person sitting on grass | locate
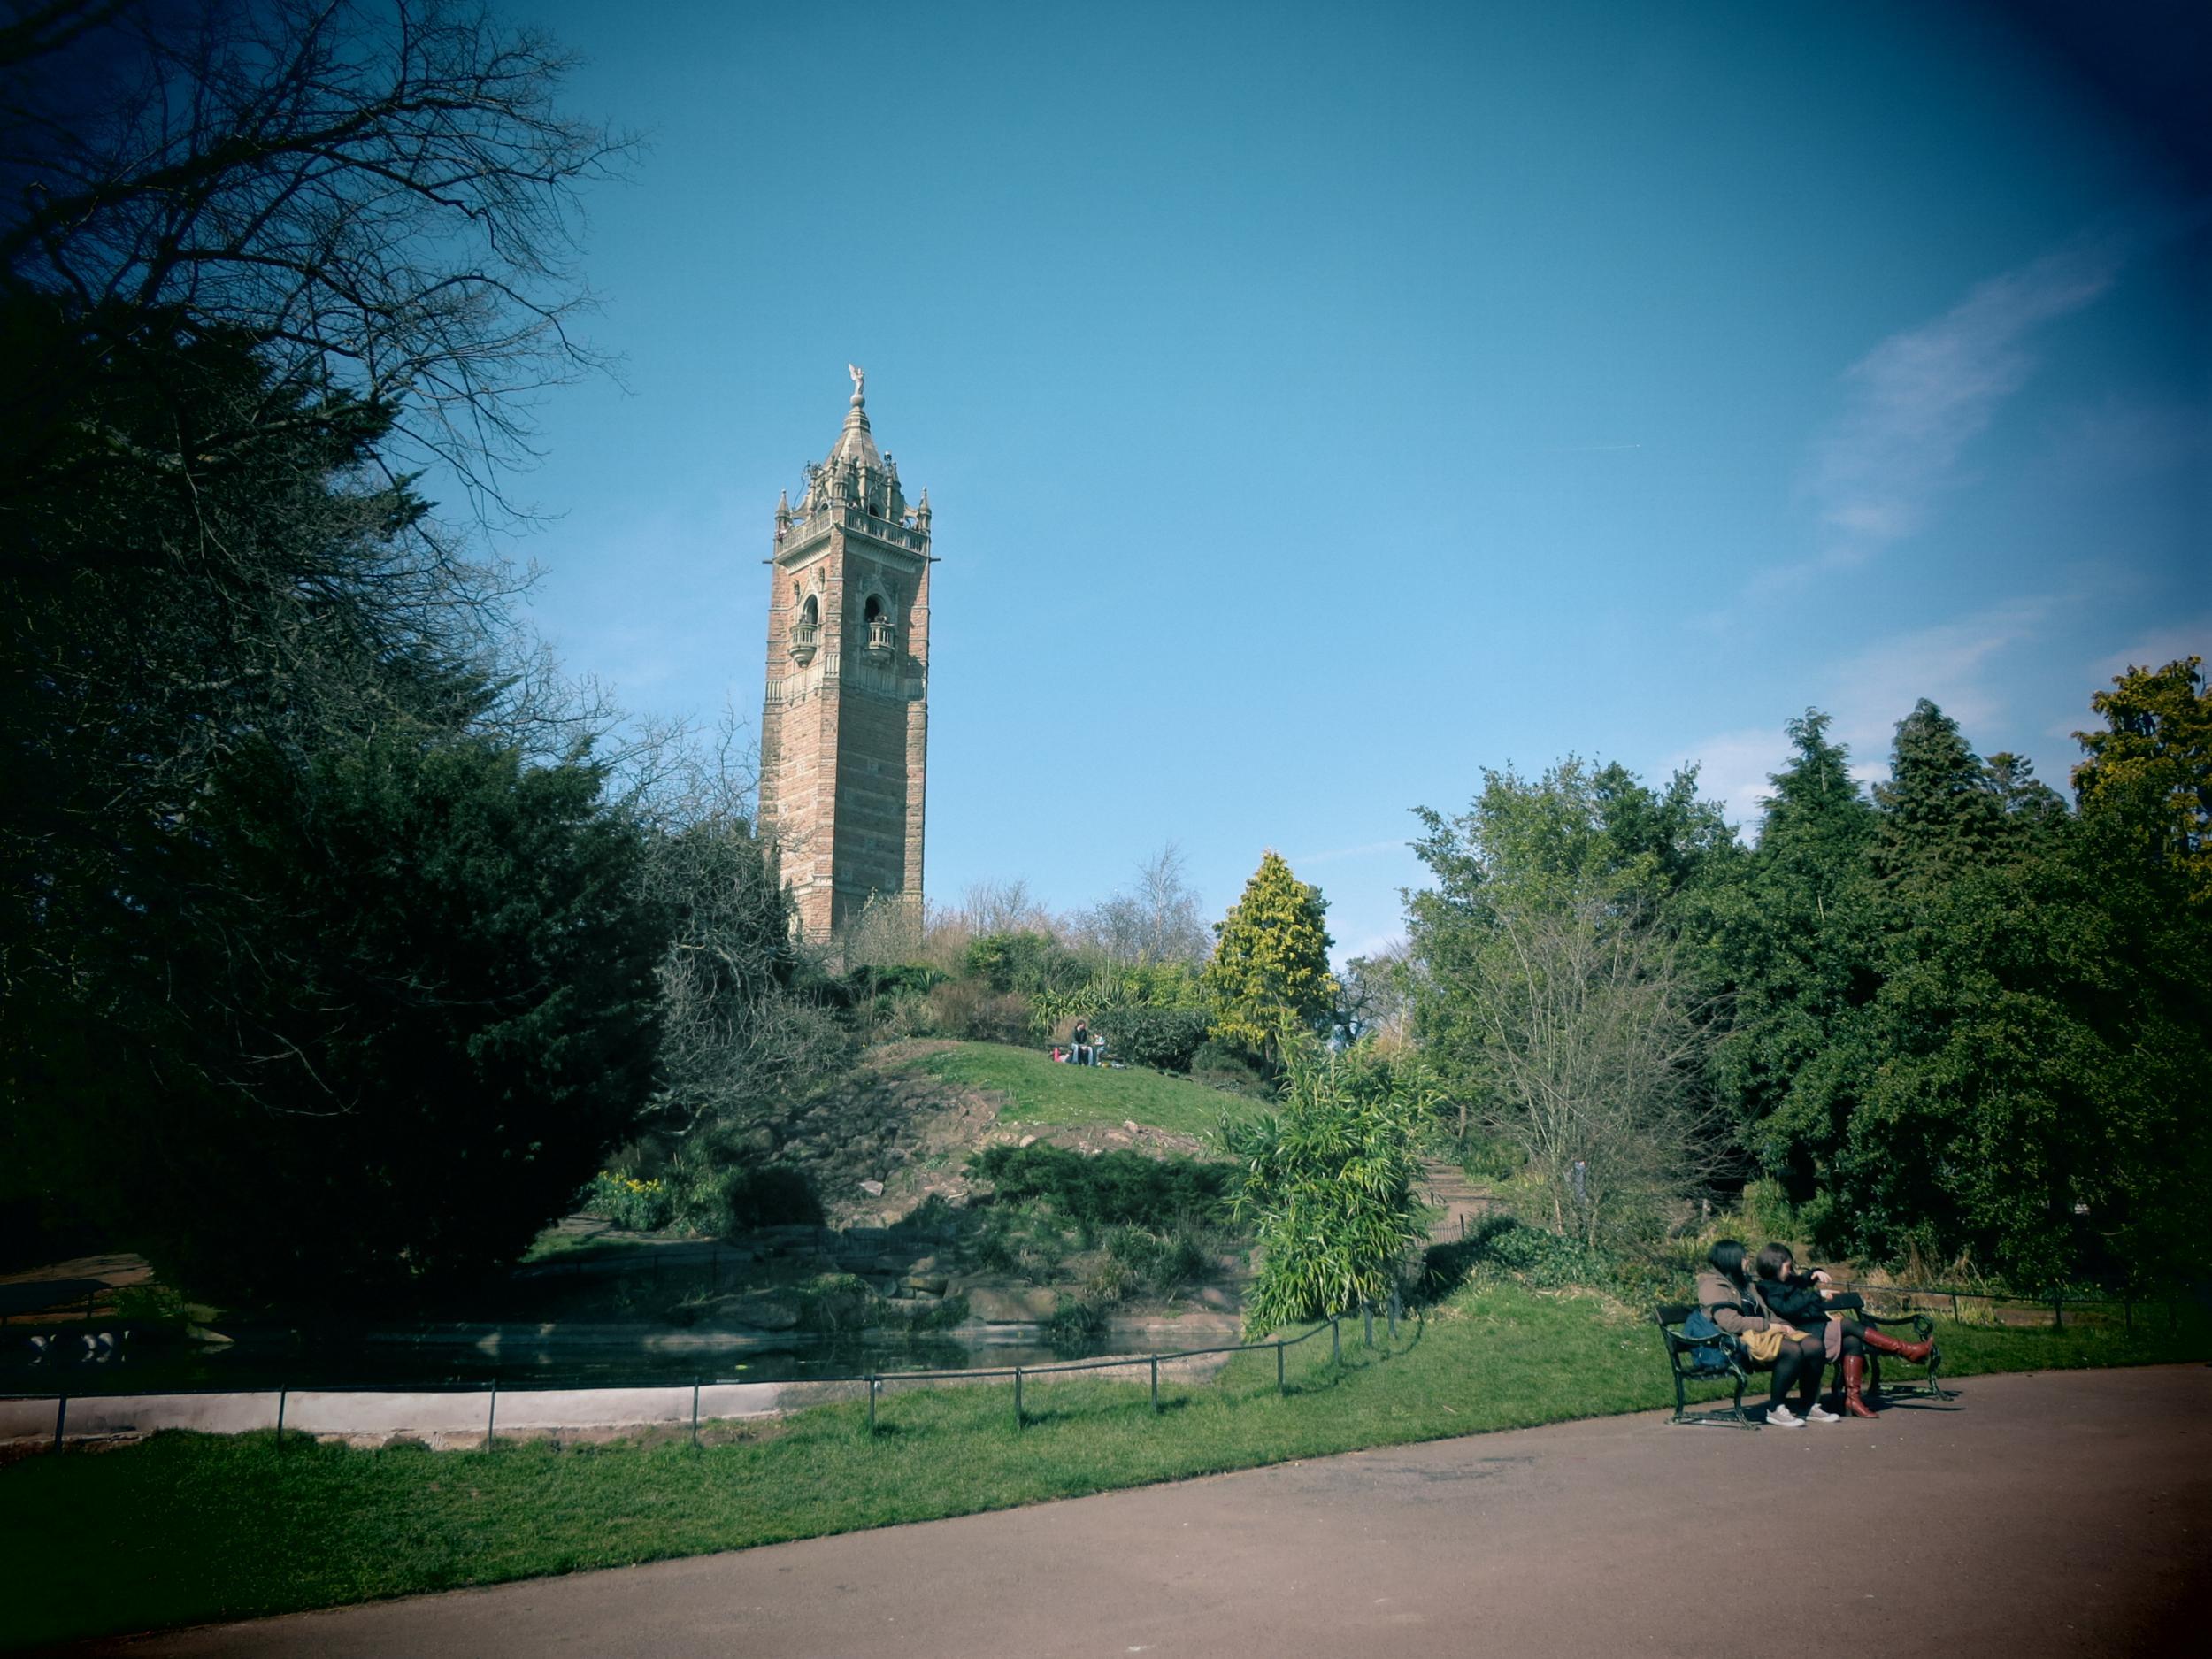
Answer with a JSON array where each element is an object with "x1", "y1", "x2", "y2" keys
[
  {"x1": 1750, "y1": 1242, "x2": 1936, "y2": 1420},
  {"x1": 1694, "y1": 1239, "x2": 1832, "y2": 1427}
]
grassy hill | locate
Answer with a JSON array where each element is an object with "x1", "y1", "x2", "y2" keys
[{"x1": 891, "y1": 1041, "x2": 1256, "y2": 1146}]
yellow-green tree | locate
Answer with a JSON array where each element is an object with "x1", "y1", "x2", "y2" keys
[
  {"x1": 1204, "y1": 851, "x2": 1340, "y2": 1067},
  {"x1": 2072, "y1": 657, "x2": 2210, "y2": 905}
]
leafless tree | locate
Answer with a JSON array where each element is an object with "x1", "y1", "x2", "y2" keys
[
  {"x1": 958, "y1": 878, "x2": 1053, "y2": 938},
  {"x1": 1335, "y1": 939, "x2": 1413, "y2": 1048},
  {"x1": 1455, "y1": 895, "x2": 1729, "y2": 1246},
  {"x1": 630, "y1": 712, "x2": 848, "y2": 1153},
  {"x1": 1072, "y1": 842, "x2": 1210, "y2": 966},
  {"x1": 2, "y1": 0, "x2": 634, "y2": 511}
]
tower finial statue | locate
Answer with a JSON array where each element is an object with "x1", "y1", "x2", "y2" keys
[{"x1": 848, "y1": 363, "x2": 865, "y2": 404}]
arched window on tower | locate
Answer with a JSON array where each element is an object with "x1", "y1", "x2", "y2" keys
[
  {"x1": 863, "y1": 593, "x2": 895, "y2": 661},
  {"x1": 789, "y1": 593, "x2": 820, "y2": 664}
]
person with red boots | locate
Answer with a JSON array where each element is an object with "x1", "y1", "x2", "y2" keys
[{"x1": 1751, "y1": 1241, "x2": 1936, "y2": 1419}]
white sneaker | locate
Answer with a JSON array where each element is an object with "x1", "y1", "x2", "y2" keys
[
  {"x1": 1804, "y1": 1402, "x2": 1841, "y2": 1423},
  {"x1": 1764, "y1": 1403, "x2": 1806, "y2": 1428}
]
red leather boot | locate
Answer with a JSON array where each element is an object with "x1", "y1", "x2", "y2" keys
[
  {"x1": 1863, "y1": 1325, "x2": 1934, "y2": 1364},
  {"x1": 1842, "y1": 1354, "x2": 1878, "y2": 1418}
]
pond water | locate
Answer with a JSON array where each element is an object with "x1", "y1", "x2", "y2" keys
[{"x1": 1, "y1": 1320, "x2": 1138, "y2": 1398}]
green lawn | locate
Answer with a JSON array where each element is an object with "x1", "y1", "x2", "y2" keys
[
  {"x1": 5, "y1": 1279, "x2": 2205, "y2": 1650},
  {"x1": 901, "y1": 1041, "x2": 1254, "y2": 1143}
]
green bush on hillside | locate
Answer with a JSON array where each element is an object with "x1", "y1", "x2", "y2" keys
[
  {"x1": 582, "y1": 1172, "x2": 673, "y2": 1232},
  {"x1": 969, "y1": 1143, "x2": 1233, "y2": 1229},
  {"x1": 1098, "y1": 1007, "x2": 1210, "y2": 1071}
]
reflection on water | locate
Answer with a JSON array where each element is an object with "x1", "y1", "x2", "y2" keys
[{"x1": 3, "y1": 1323, "x2": 1128, "y2": 1397}]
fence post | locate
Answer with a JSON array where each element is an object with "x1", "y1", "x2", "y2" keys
[
  {"x1": 1950, "y1": 1293, "x2": 1960, "y2": 1322},
  {"x1": 1331, "y1": 1316, "x2": 1340, "y2": 1363},
  {"x1": 1013, "y1": 1367, "x2": 1024, "y2": 1429},
  {"x1": 52, "y1": 1394, "x2": 65, "y2": 1453},
  {"x1": 692, "y1": 1380, "x2": 701, "y2": 1448},
  {"x1": 1276, "y1": 1341, "x2": 1285, "y2": 1396},
  {"x1": 1149, "y1": 1355, "x2": 1159, "y2": 1416},
  {"x1": 1388, "y1": 1289, "x2": 1400, "y2": 1340},
  {"x1": 866, "y1": 1375, "x2": 877, "y2": 1435},
  {"x1": 2053, "y1": 1293, "x2": 2064, "y2": 1332},
  {"x1": 276, "y1": 1387, "x2": 287, "y2": 1452},
  {"x1": 486, "y1": 1380, "x2": 497, "y2": 1451},
  {"x1": 1363, "y1": 1303, "x2": 1373, "y2": 1348}
]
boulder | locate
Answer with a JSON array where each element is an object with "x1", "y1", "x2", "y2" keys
[
  {"x1": 964, "y1": 1285, "x2": 1061, "y2": 1324},
  {"x1": 728, "y1": 1293, "x2": 802, "y2": 1332}
]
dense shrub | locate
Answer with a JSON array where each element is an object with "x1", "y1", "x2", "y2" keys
[
  {"x1": 964, "y1": 931, "x2": 1094, "y2": 996},
  {"x1": 1098, "y1": 1007, "x2": 1210, "y2": 1071},
  {"x1": 1192, "y1": 1038, "x2": 1271, "y2": 1097},
  {"x1": 1226, "y1": 1047, "x2": 1430, "y2": 1330},
  {"x1": 920, "y1": 979, "x2": 1034, "y2": 1043},
  {"x1": 1421, "y1": 1214, "x2": 1686, "y2": 1308},
  {"x1": 665, "y1": 1158, "x2": 821, "y2": 1235},
  {"x1": 969, "y1": 1143, "x2": 1233, "y2": 1229},
  {"x1": 1099, "y1": 1219, "x2": 1216, "y2": 1294},
  {"x1": 583, "y1": 1171, "x2": 673, "y2": 1232},
  {"x1": 839, "y1": 964, "x2": 947, "y2": 1005}
]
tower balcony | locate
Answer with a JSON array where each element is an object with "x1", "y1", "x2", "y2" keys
[
  {"x1": 787, "y1": 621, "x2": 819, "y2": 664},
  {"x1": 864, "y1": 617, "x2": 895, "y2": 661}
]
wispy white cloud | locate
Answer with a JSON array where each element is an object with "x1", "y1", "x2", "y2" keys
[
  {"x1": 1824, "y1": 597, "x2": 2055, "y2": 777},
  {"x1": 1811, "y1": 245, "x2": 2119, "y2": 549},
  {"x1": 2090, "y1": 617, "x2": 2212, "y2": 685},
  {"x1": 1285, "y1": 838, "x2": 1409, "y2": 868},
  {"x1": 1744, "y1": 232, "x2": 2137, "y2": 602},
  {"x1": 1664, "y1": 726, "x2": 1793, "y2": 834}
]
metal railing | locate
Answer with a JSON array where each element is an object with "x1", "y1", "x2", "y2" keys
[
  {"x1": 1825, "y1": 1280, "x2": 2183, "y2": 1333},
  {"x1": 5, "y1": 1294, "x2": 1417, "y2": 1456}
]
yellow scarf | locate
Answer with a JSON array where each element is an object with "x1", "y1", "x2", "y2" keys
[{"x1": 1739, "y1": 1325, "x2": 1806, "y2": 1364}]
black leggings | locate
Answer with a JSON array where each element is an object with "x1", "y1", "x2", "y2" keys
[
  {"x1": 1775, "y1": 1324, "x2": 1871, "y2": 1408},
  {"x1": 1770, "y1": 1334, "x2": 1826, "y2": 1407}
]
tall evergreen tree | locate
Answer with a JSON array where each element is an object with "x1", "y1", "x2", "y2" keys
[
  {"x1": 1870, "y1": 699, "x2": 2007, "y2": 890},
  {"x1": 1204, "y1": 851, "x2": 1338, "y2": 1068},
  {"x1": 1705, "y1": 711, "x2": 1880, "y2": 1202}
]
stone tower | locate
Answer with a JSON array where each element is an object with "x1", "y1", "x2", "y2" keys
[{"x1": 757, "y1": 367, "x2": 932, "y2": 941}]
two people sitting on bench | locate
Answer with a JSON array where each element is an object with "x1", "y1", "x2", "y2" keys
[{"x1": 1695, "y1": 1240, "x2": 1935, "y2": 1426}]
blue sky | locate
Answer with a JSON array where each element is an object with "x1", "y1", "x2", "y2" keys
[{"x1": 501, "y1": 0, "x2": 2207, "y2": 959}]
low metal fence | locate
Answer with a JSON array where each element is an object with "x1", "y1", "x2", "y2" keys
[
  {"x1": 4, "y1": 1295, "x2": 1416, "y2": 1457},
  {"x1": 1828, "y1": 1280, "x2": 2182, "y2": 1333}
]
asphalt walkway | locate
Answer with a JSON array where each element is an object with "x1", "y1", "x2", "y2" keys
[{"x1": 79, "y1": 1364, "x2": 2212, "y2": 1658}]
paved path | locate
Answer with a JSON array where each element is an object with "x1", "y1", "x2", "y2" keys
[{"x1": 80, "y1": 1365, "x2": 2212, "y2": 1659}]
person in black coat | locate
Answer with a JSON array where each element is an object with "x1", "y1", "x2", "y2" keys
[{"x1": 1752, "y1": 1242, "x2": 1935, "y2": 1418}]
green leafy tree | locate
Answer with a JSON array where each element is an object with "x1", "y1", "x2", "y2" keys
[
  {"x1": 1709, "y1": 694, "x2": 2212, "y2": 1288},
  {"x1": 1408, "y1": 761, "x2": 1731, "y2": 1241},
  {"x1": 1202, "y1": 852, "x2": 1339, "y2": 1068},
  {"x1": 20, "y1": 728, "x2": 663, "y2": 1302},
  {"x1": 1226, "y1": 1046, "x2": 1432, "y2": 1331},
  {"x1": 2071, "y1": 657, "x2": 2211, "y2": 906}
]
